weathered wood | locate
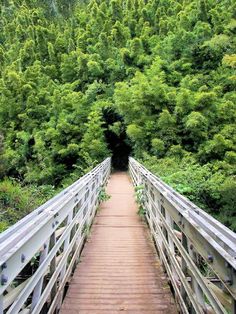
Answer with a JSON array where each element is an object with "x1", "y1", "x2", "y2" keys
[{"x1": 60, "y1": 173, "x2": 176, "y2": 314}]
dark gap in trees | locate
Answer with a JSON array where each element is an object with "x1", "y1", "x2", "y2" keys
[{"x1": 103, "y1": 107, "x2": 132, "y2": 171}]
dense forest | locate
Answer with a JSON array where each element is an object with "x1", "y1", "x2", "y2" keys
[{"x1": 0, "y1": 0, "x2": 235, "y2": 232}]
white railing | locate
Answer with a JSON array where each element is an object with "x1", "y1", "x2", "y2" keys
[
  {"x1": 0, "y1": 158, "x2": 111, "y2": 314},
  {"x1": 129, "y1": 157, "x2": 236, "y2": 314}
]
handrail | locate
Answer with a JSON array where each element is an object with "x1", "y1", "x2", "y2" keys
[
  {"x1": 0, "y1": 158, "x2": 111, "y2": 314},
  {"x1": 129, "y1": 157, "x2": 236, "y2": 314}
]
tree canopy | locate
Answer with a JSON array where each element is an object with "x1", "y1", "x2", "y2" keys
[{"x1": 0, "y1": 0, "x2": 235, "y2": 231}]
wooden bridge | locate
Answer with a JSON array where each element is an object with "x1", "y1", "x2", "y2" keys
[
  {"x1": 0, "y1": 158, "x2": 236, "y2": 314},
  {"x1": 60, "y1": 172, "x2": 176, "y2": 313}
]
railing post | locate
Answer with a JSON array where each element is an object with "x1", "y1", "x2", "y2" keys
[
  {"x1": 231, "y1": 299, "x2": 236, "y2": 314},
  {"x1": 56, "y1": 209, "x2": 74, "y2": 311},
  {"x1": 31, "y1": 239, "x2": 50, "y2": 311},
  {"x1": 0, "y1": 294, "x2": 3, "y2": 314},
  {"x1": 92, "y1": 175, "x2": 100, "y2": 217},
  {"x1": 180, "y1": 233, "x2": 189, "y2": 309},
  {"x1": 153, "y1": 193, "x2": 164, "y2": 261},
  {"x1": 188, "y1": 242, "x2": 206, "y2": 312},
  {"x1": 165, "y1": 210, "x2": 179, "y2": 287},
  {"x1": 86, "y1": 181, "x2": 93, "y2": 226},
  {"x1": 49, "y1": 231, "x2": 57, "y2": 305}
]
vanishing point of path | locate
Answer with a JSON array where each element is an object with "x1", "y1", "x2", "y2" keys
[{"x1": 60, "y1": 172, "x2": 177, "y2": 314}]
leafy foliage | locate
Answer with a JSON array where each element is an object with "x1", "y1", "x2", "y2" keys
[
  {"x1": 134, "y1": 185, "x2": 145, "y2": 217},
  {"x1": 0, "y1": 179, "x2": 56, "y2": 232},
  {"x1": 98, "y1": 187, "x2": 111, "y2": 202},
  {"x1": 0, "y1": 0, "x2": 235, "y2": 231}
]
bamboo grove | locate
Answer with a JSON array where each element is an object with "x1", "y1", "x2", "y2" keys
[{"x1": 0, "y1": 0, "x2": 235, "y2": 231}]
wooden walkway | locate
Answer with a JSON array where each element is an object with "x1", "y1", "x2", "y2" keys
[{"x1": 60, "y1": 172, "x2": 176, "y2": 314}]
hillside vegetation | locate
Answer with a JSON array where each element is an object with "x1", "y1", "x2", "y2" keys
[{"x1": 0, "y1": 0, "x2": 235, "y2": 231}]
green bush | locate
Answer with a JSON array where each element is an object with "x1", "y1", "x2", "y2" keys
[
  {"x1": 142, "y1": 154, "x2": 236, "y2": 231},
  {"x1": 0, "y1": 179, "x2": 56, "y2": 232},
  {"x1": 151, "y1": 138, "x2": 165, "y2": 157}
]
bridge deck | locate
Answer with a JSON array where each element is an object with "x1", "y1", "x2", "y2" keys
[{"x1": 60, "y1": 172, "x2": 176, "y2": 314}]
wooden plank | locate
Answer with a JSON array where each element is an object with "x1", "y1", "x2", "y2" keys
[{"x1": 60, "y1": 173, "x2": 176, "y2": 314}]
